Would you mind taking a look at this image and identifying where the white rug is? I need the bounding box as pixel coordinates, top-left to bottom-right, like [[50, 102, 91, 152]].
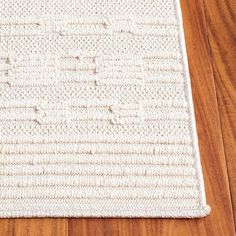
[[0, 0, 210, 217]]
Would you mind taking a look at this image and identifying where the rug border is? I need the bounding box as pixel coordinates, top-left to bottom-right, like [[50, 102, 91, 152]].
[[174, 0, 210, 215]]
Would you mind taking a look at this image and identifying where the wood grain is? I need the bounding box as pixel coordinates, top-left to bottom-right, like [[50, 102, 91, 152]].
[[0, 0, 235, 235], [203, 0, 236, 225], [0, 219, 68, 236]]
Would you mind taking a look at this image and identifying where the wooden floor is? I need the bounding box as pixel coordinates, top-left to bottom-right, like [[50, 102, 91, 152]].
[[0, 0, 235, 235]]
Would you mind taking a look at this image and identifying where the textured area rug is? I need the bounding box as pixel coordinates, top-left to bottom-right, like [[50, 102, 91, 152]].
[[0, 0, 210, 217]]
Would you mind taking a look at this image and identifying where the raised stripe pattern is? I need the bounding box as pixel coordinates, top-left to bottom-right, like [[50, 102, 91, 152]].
[[0, 0, 210, 218]]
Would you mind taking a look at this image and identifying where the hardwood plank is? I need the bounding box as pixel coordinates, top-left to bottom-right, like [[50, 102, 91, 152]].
[[0, 219, 68, 236], [203, 0, 236, 225], [68, 0, 235, 235]]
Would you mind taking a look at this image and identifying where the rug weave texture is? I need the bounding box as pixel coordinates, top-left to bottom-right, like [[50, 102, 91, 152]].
[[0, 0, 210, 217]]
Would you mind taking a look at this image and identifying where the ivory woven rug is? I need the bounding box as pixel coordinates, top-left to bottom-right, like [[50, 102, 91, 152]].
[[0, 0, 210, 218]]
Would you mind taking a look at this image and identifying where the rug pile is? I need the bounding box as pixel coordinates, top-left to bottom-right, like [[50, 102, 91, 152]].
[[0, 0, 210, 217]]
